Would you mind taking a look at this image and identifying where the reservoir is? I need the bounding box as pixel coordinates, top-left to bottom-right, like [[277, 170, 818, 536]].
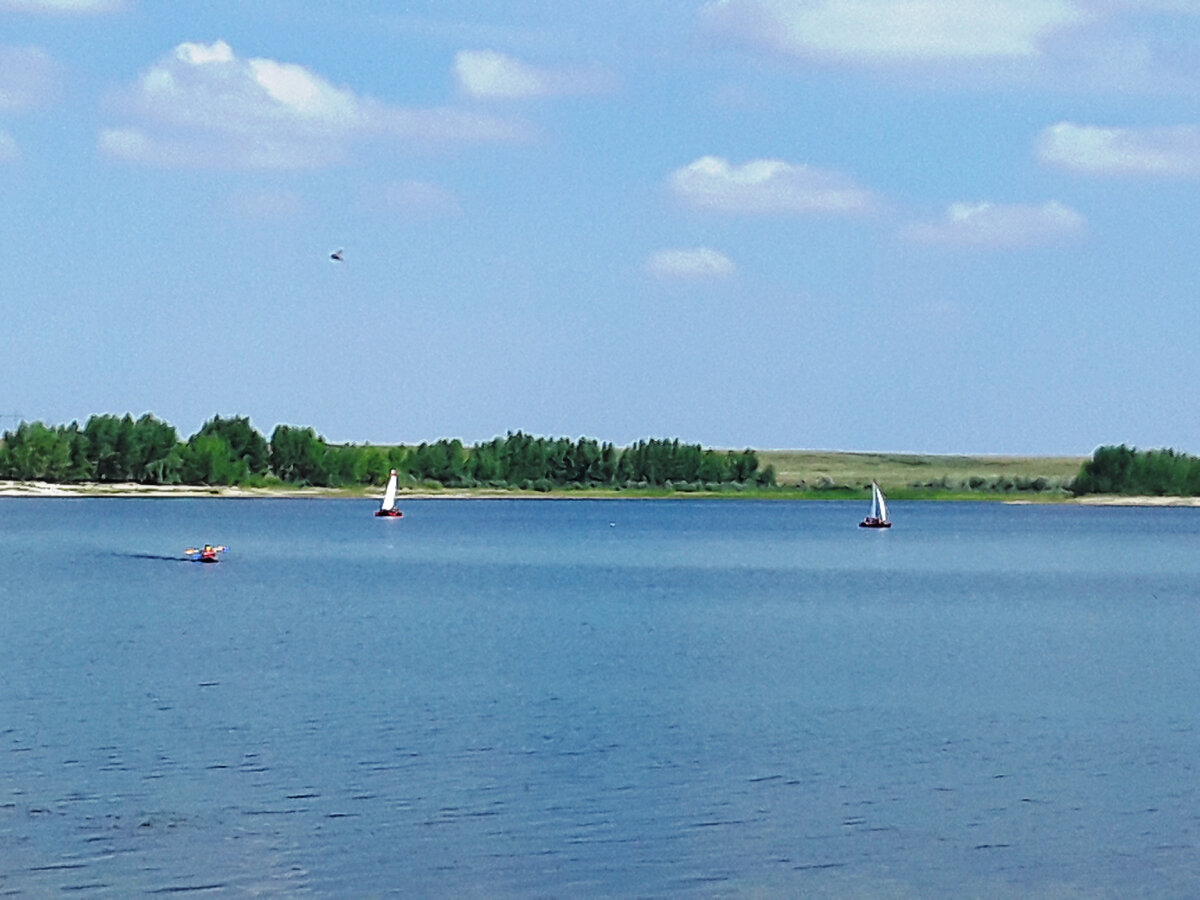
[[2, 498, 1198, 896]]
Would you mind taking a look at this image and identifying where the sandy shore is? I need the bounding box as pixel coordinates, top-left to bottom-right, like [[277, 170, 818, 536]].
[[1073, 495, 1200, 507], [0, 481, 344, 498], [3, 480, 1200, 505], [0, 481, 501, 500]]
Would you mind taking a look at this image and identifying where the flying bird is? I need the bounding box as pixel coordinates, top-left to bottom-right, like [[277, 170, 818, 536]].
[[330, 249, 344, 262]]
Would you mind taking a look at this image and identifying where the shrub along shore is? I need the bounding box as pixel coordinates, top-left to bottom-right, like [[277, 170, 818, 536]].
[[0, 415, 1195, 500]]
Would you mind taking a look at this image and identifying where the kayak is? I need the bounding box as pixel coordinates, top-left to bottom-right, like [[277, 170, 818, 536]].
[[185, 545, 228, 562]]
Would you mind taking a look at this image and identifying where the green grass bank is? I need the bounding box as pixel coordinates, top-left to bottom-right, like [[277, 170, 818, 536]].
[[756, 450, 1086, 500]]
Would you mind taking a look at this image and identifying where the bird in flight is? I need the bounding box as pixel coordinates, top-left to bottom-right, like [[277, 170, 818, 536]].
[[330, 249, 344, 262]]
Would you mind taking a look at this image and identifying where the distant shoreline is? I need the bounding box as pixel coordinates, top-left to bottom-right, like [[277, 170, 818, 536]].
[[3, 480, 1200, 506]]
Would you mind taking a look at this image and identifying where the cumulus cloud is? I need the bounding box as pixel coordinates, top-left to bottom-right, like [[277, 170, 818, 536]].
[[901, 200, 1085, 247], [669, 155, 879, 216], [101, 40, 527, 169], [226, 187, 305, 220], [454, 50, 613, 100], [646, 247, 736, 280], [0, 130, 18, 162], [0, 46, 61, 111], [0, 0, 125, 11], [1107, 0, 1200, 12], [379, 179, 461, 216], [700, 0, 1084, 64], [1037, 121, 1200, 177], [700, 1, 1200, 93]]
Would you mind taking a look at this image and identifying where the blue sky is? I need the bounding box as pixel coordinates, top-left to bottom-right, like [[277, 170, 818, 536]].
[[2, 0, 1199, 454]]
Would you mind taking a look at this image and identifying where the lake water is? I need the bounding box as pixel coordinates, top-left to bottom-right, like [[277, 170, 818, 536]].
[[2, 498, 1199, 897]]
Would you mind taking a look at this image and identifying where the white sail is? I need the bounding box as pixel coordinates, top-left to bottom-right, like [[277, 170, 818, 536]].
[[874, 482, 889, 522], [381, 469, 398, 511]]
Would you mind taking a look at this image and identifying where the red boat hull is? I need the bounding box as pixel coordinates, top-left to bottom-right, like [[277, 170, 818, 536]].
[[374, 509, 403, 518]]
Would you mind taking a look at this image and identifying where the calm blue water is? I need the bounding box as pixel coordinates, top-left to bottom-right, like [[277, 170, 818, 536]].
[[2, 498, 1199, 897]]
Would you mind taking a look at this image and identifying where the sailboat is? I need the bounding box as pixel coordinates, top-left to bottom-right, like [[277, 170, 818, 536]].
[[859, 481, 891, 528], [374, 468, 403, 518]]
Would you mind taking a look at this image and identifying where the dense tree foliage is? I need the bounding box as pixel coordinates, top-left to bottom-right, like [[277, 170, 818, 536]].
[[0, 414, 183, 484], [194, 415, 269, 478], [0, 417, 772, 491], [269, 425, 327, 485], [0, 421, 79, 482], [1072, 445, 1200, 496]]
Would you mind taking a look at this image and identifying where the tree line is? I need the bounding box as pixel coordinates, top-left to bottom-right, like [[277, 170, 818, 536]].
[[1071, 444, 1200, 496], [0, 414, 775, 491]]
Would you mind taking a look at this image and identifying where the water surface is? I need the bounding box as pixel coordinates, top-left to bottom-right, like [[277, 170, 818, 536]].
[[2, 499, 1198, 896]]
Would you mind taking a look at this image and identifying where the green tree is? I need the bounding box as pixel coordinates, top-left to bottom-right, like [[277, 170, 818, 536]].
[[84, 414, 128, 482], [1072, 444, 1200, 496], [270, 424, 328, 485], [469, 439, 505, 484], [129, 414, 182, 484], [1072, 445, 1136, 494], [0, 421, 74, 481], [181, 432, 244, 484], [196, 415, 269, 477]]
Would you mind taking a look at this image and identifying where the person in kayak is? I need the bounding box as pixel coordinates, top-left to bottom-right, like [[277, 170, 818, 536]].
[[185, 544, 227, 563]]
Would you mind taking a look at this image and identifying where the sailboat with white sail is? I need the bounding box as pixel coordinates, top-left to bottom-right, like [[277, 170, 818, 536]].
[[374, 468, 403, 518], [859, 481, 891, 528]]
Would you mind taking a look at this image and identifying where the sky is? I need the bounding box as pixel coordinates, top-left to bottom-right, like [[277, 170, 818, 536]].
[[3, 0, 1200, 454]]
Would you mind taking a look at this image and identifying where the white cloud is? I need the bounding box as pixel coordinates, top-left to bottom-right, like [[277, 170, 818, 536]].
[[226, 187, 305, 220], [1037, 121, 1200, 177], [98, 125, 338, 169], [379, 179, 461, 216], [1105, 0, 1200, 12], [700, 0, 1085, 64], [901, 200, 1085, 247], [646, 247, 737, 280], [701, 1, 1200, 93], [101, 40, 527, 170], [454, 50, 613, 100], [0, 130, 19, 162], [669, 155, 879, 215], [0, 0, 125, 12], [0, 46, 61, 111]]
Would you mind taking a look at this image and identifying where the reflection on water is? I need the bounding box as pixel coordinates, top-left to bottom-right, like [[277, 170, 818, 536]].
[[2, 499, 1199, 896]]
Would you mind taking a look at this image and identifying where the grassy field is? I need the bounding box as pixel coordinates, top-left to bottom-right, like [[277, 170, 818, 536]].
[[759, 450, 1087, 497]]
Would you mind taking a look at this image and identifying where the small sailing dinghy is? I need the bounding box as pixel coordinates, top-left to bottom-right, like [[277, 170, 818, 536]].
[[859, 481, 891, 528], [374, 468, 403, 518]]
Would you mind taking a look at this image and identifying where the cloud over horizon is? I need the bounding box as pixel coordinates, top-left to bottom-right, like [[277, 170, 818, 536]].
[[0, 130, 18, 162], [377, 179, 462, 217], [225, 187, 305, 220], [669, 155, 879, 215], [700, 0, 1084, 64], [0, 46, 62, 111], [698, 1, 1200, 94], [1037, 121, 1200, 177], [100, 40, 527, 169], [454, 50, 613, 100], [0, 0, 126, 12], [901, 200, 1085, 247], [645, 247, 736, 280]]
